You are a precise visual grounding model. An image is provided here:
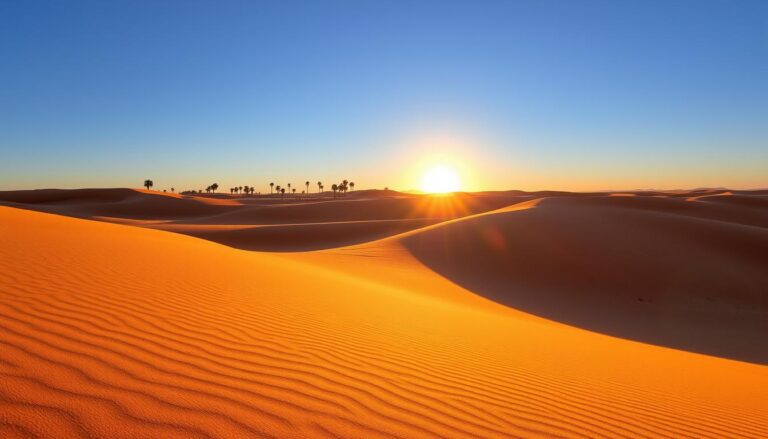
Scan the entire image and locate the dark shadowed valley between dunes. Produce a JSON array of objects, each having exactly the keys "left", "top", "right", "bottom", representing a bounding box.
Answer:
[{"left": 1, "top": 187, "right": 767, "bottom": 437}]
